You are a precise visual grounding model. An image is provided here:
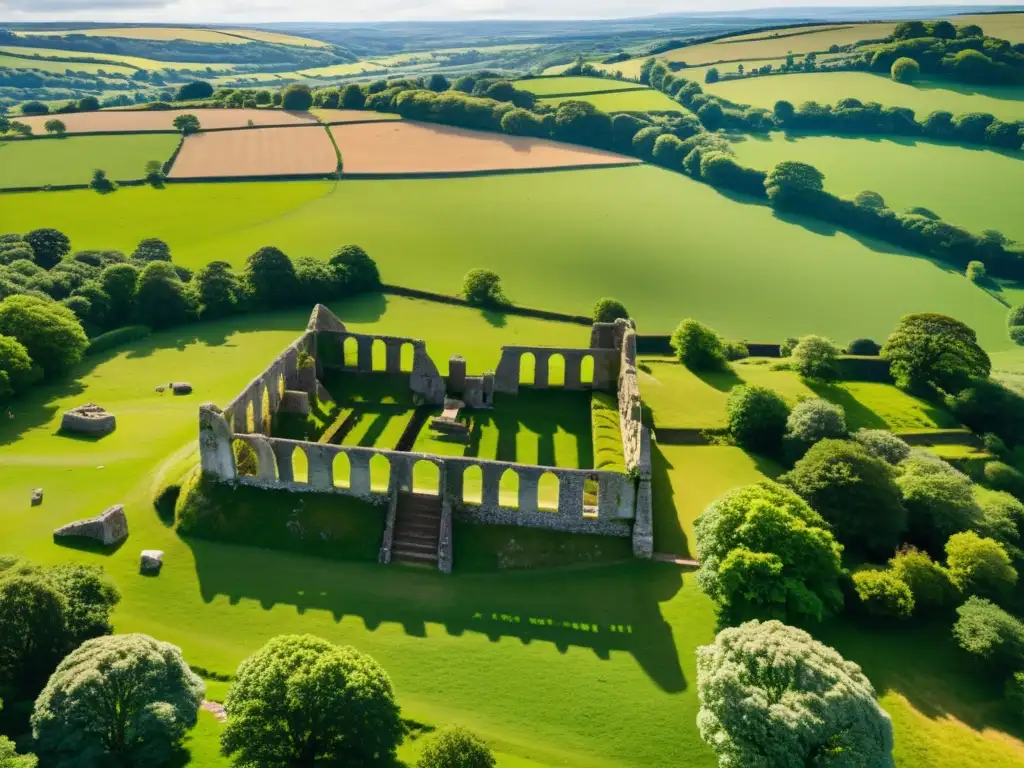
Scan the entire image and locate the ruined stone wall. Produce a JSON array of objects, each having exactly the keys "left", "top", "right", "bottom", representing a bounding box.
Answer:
[
  {"left": 618, "top": 324, "right": 643, "bottom": 473},
  {"left": 223, "top": 332, "right": 314, "bottom": 436},
  {"left": 493, "top": 346, "right": 618, "bottom": 395}
]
